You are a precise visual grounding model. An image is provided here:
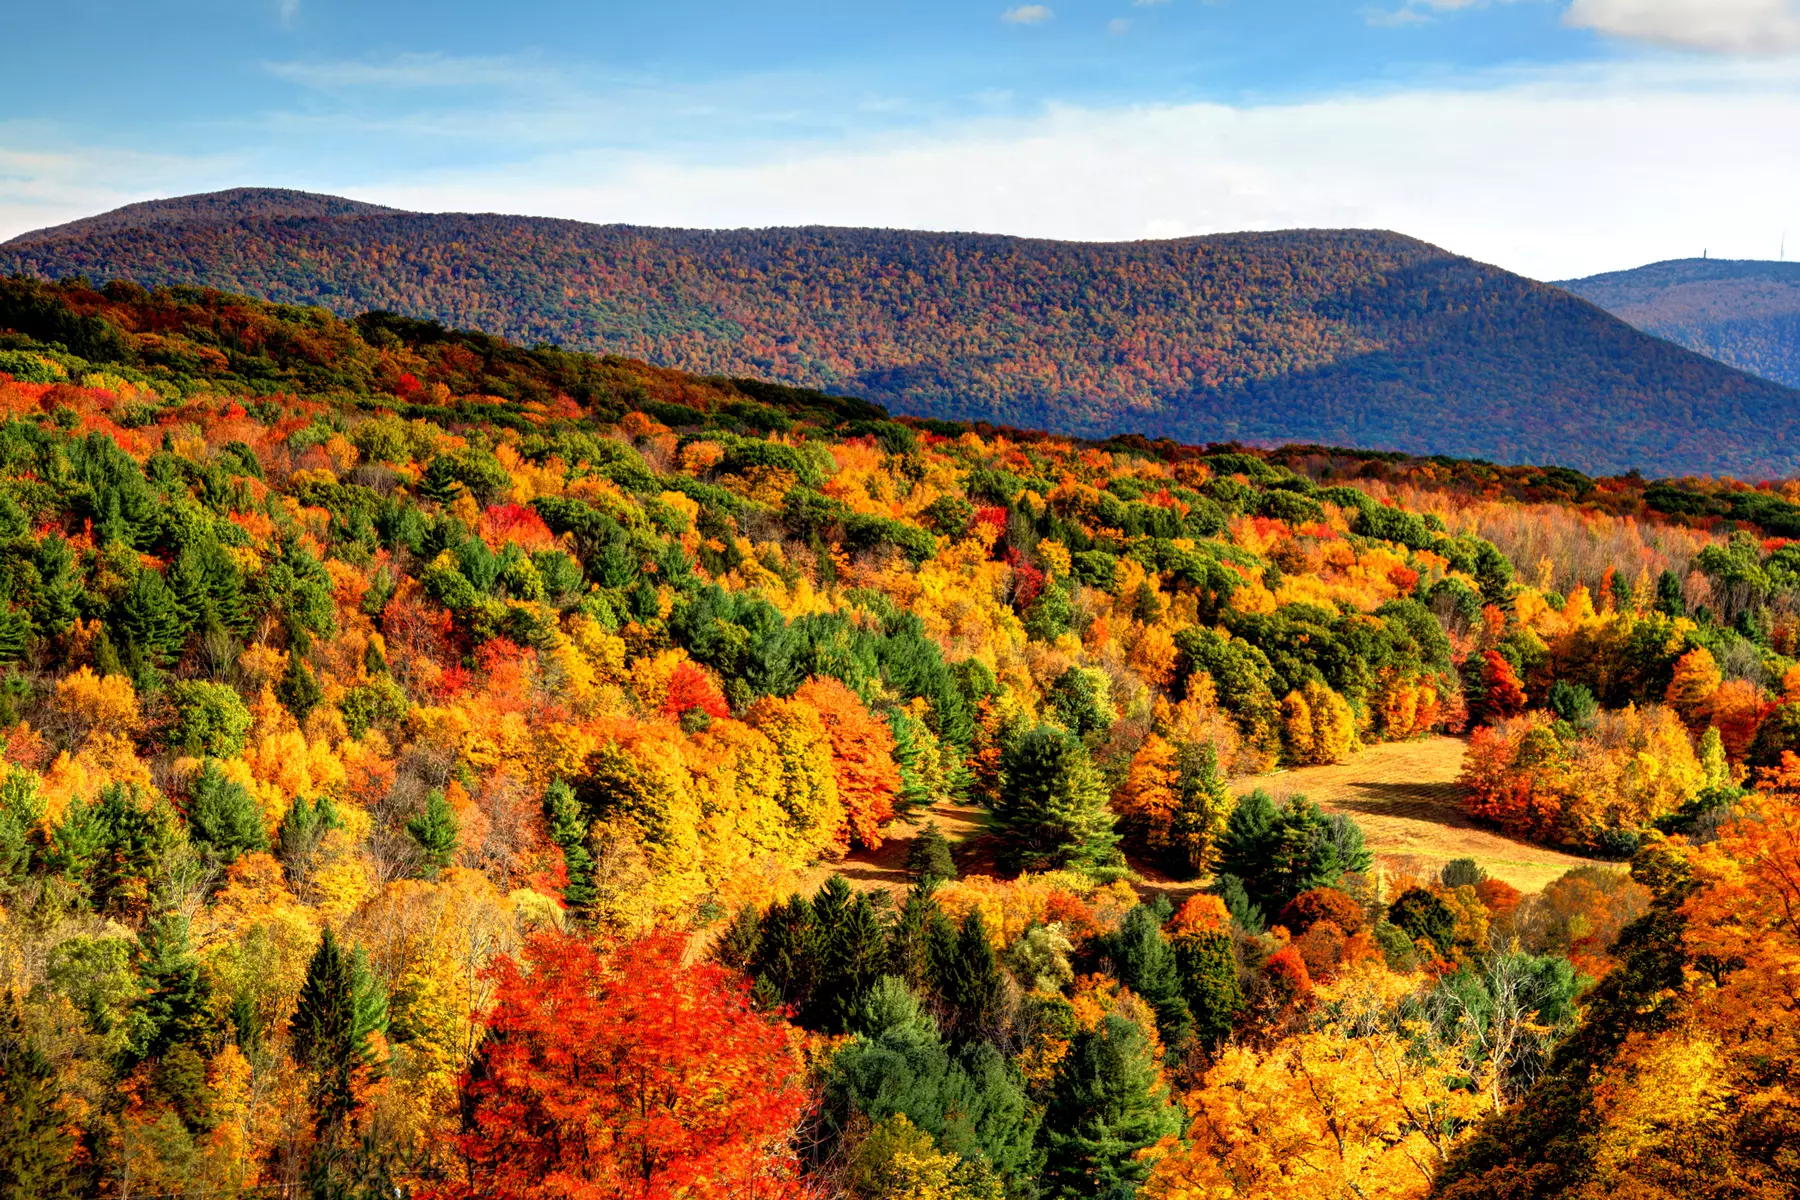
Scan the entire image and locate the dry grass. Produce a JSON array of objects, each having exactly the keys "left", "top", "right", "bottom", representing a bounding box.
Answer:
[{"left": 1234, "top": 737, "right": 1596, "bottom": 893}]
